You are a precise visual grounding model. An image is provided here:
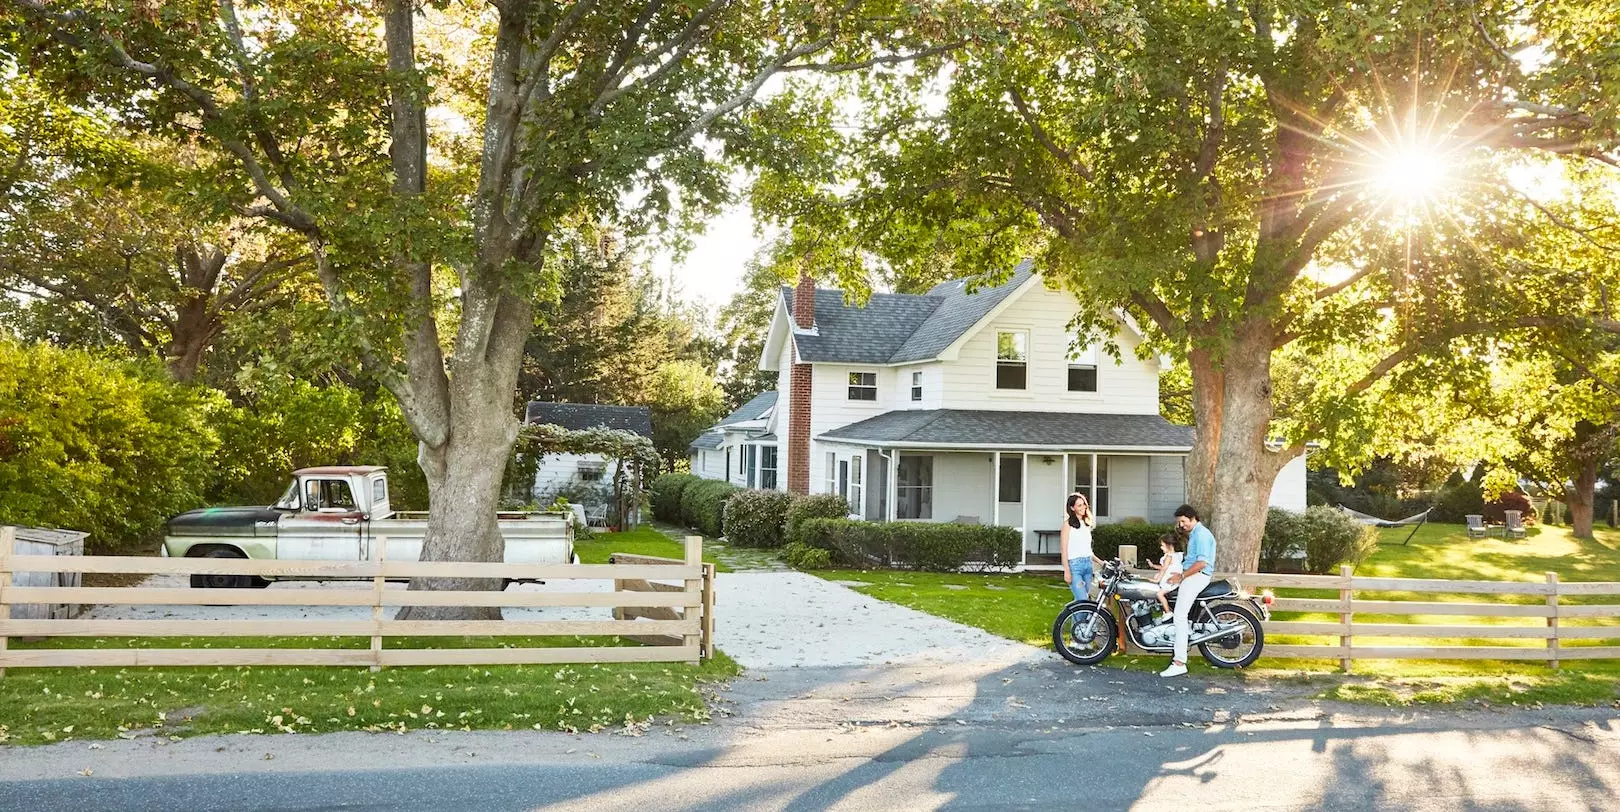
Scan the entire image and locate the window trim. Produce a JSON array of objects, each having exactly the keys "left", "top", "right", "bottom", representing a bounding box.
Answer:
[
  {"left": 995, "top": 330, "right": 1029, "bottom": 390},
  {"left": 759, "top": 445, "right": 778, "bottom": 490},
  {"left": 847, "top": 370, "right": 878, "bottom": 401},
  {"left": 1072, "top": 454, "right": 1111, "bottom": 518},
  {"left": 825, "top": 451, "right": 837, "bottom": 495},
  {"left": 910, "top": 370, "right": 923, "bottom": 402},
  {"left": 849, "top": 455, "right": 864, "bottom": 517},
  {"left": 997, "top": 454, "right": 1022, "bottom": 503}
]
